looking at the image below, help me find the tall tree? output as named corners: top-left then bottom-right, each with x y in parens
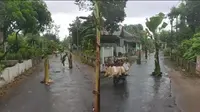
top-left (68, 17), bottom-right (81, 46)
top-left (185, 0), bottom-right (200, 33)
top-left (0, 0), bottom-right (52, 59)
top-left (0, 0), bottom-right (52, 43)
top-left (43, 33), bottom-right (59, 43)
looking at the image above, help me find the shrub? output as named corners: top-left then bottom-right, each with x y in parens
top-left (0, 63), bottom-right (5, 73)
top-left (163, 48), bottom-right (171, 56)
top-left (6, 52), bottom-right (22, 60)
top-left (178, 33), bottom-right (200, 61)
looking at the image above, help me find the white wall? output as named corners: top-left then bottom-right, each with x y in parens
top-left (136, 43), bottom-right (142, 50)
top-left (0, 59), bottom-right (33, 87)
top-left (100, 46), bottom-right (114, 64)
top-left (116, 46), bottom-right (126, 54)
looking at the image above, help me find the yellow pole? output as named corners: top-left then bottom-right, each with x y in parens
top-left (93, 1), bottom-right (100, 112)
top-left (44, 57), bottom-right (49, 85)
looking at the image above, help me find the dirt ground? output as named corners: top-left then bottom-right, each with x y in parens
top-left (165, 58), bottom-right (200, 112)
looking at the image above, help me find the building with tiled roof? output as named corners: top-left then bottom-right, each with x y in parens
top-left (100, 25), bottom-right (141, 64)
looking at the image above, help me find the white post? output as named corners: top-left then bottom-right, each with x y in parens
top-left (196, 56), bottom-right (200, 75)
top-left (127, 43), bottom-right (129, 54)
top-left (122, 45), bottom-right (126, 54)
top-left (102, 47), bottom-right (104, 64)
top-left (111, 47), bottom-right (113, 57)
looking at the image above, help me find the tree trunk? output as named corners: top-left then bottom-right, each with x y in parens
top-left (44, 57), bottom-right (49, 84)
top-left (15, 30), bottom-right (20, 53)
top-left (68, 52), bottom-right (73, 69)
top-left (153, 41), bottom-right (162, 76)
top-left (2, 27), bottom-right (7, 57)
top-left (170, 19), bottom-right (173, 55)
top-left (175, 17), bottom-right (178, 32)
top-left (137, 50), bottom-right (141, 64)
top-left (145, 47), bottom-right (148, 59)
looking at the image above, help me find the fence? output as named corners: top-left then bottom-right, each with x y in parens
top-left (171, 54), bottom-right (197, 75)
top-left (0, 57), bottom-right (42, 88)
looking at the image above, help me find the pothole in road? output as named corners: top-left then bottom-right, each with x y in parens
top-left (54, 71), bottom-right (61, 73)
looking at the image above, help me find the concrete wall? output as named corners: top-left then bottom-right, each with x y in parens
top-left (0, 59), bottom-right (33, 87)
top-left (116, 46), bottom-right (125, 54)
top-left (100, 46), bottom-right (114, 64)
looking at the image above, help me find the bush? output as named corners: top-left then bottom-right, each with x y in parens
top-left (163, 48), bottom-right (171, 56)
top-left (177, 33), bottom-right (200, 61)
top-left (0, 63), bottom-right (5, 73)
top-left (6, 52), bottom-right (22, 60)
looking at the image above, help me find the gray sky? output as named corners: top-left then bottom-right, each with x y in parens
top-left (46, 1), bottom-right (180, 40)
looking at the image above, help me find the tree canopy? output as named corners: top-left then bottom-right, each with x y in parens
top-left (0, 0), bottom-right (52, 42)
top-left (75, 0), bottom-right (128, 33)
top-left (0, 0), bottom-right (57, 61)
top-left (160, 1), bottom-right (200, 61)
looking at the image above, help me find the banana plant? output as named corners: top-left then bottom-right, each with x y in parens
top-left (145, 12), bottom-right (168, 76)
top-left (93, 1), bottom-right (101, 112)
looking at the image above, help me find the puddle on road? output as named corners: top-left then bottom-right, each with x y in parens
top-left (101, 55), bottom-right (177, 112)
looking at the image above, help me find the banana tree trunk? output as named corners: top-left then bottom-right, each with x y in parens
top-left (68, 51), bottom-right (73, 69)
top-left (44, 57), bottom-right (49, 84)
top-left (153, 40), bottom-right (162, 76)
top-left (137, 50), bottom-right (141, 64)
top-left (137, 44), bottom-right (141, 64)
top-left (93, 1), bottom-right (100, 112)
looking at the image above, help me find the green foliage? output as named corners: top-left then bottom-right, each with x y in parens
top-left (193, 32), bottom-right (200, 38)
top-left (163, 48), bottom-right (171, 56)
top-left (83, 49), bottom-right (95, 57)
top-left (0, 0), bottom-right (52, 42)
top-left (178, 33), bottom-right (200, 61)
top-left (123, 24), bottom-right (154, 52)
top-left (0, 33), bottom-right (61, 60)
top-left (166, 1), bottom-right (200, 53)
top-left (68, 15), bottom-right (96, 53)
top-left (62, 36), bottom-right (71, 49)
top-left (0, 63), bottom-right (5, 73)
top-left (43, 33), bottom-right (60, 43)
top-left (145, 12), bottom-right (167, 76)
top-left (185, 1), bottom-right (200, 33)
top-left (146, 12), bottom-right (166, 34)
top-left (75, 0), bottom-right (127, 34)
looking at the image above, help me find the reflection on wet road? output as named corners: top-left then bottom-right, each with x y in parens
top-left (0, 56), bottom-right (93, 112)
top-left (100, 54), bottom-right (179, 112)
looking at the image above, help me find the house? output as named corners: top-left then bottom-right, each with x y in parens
top-left (100, 25), bottom-right (141, 64)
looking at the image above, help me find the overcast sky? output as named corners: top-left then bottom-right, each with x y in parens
top-left (45, 1), bottom-right (180, 40)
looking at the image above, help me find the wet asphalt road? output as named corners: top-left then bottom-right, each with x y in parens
top-left (0, 56), bottom-right (93, 112)
top-left (100, 53), bottom-right (179, 112)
